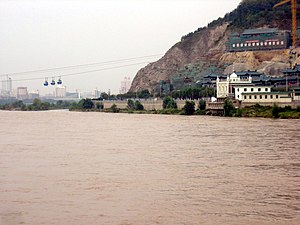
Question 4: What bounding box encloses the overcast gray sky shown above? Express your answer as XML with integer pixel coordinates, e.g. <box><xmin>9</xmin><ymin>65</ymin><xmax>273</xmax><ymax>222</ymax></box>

<box><xmin>0</xmin><ymin>0</ymin><xmax>241</xmax><ymax>95</ymax></box>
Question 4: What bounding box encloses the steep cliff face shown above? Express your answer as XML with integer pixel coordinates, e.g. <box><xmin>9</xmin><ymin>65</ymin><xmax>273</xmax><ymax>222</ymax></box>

<box><xmin>220</xmin><ymin>50</ymin><xmax>291</xmax><ymax>75</ymax></box>
<box><xmin>130</xmin><ymin>23</ymin><xmax>230</xmax><ymax>92</ymax></box>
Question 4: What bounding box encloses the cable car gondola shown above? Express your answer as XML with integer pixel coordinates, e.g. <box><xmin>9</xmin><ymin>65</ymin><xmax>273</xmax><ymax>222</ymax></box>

<box><xmin>57</xmin><ymin>77</ymin><xmax>62</xmax><ymax>85</ymax></box>
<box><xmin>50</xmin><ymin>77</ymin><xmax>55</xmax><ymax>85</ymax></box>
<box><xmin>44</xmin><ymin>78</ymin><xmax>49</xmax><ymax>86</ymax></box>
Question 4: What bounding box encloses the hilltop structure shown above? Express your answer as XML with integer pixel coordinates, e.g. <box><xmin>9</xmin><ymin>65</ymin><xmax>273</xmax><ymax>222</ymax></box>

<box><xmin>227</xmin><ymin>28</ymin><xmax>291</xmax><ymax>52</ymax></box>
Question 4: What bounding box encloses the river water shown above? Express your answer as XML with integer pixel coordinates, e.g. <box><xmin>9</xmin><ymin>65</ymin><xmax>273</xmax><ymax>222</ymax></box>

<box><xmin>0</xmin><ymin>110</ymin><xmax>299</xmax><ymax>225</ymax></box>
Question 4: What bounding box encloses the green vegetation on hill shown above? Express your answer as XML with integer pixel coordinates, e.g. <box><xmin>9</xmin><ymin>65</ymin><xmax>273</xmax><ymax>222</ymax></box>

<box><xmin>182</xmin><ymin>0</ymin><xmax>296</xmax><ymax>41</ymax></box>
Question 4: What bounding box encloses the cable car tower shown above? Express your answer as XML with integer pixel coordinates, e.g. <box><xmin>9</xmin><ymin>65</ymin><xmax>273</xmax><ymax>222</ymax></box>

<box><xmin>273</xmin><ymin>0</ymin><xmax>298</xmax><ymax>48</ymax></box>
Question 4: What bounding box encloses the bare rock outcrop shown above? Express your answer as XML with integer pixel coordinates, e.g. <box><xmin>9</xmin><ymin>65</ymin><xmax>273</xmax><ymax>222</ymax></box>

<box><xmin>130</xmin><ymin>24</ymin><xmax>229</xmax><ymax>92</ymax></box>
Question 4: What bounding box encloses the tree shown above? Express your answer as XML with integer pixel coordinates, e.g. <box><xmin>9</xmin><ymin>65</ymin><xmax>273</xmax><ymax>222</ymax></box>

<box><xmin>96</xmin><ymin>102</ymin><xmax>104</xmax><ymax>110</ymax></box>
<box><xmin>110</xmin><ymin>104</ymin><xmax>119</xmax><ymax>113</ymax></box>
<box><xmin>12</xmin><ymin>100</ymin><xmax>25</xmax><ymax>109</ymax></box>
<box><xmin>183</xmin><ymin>101</ymin><xmax>195</xmax><ymax>115</ymax></box>
<box><xmin>134</xmin><ymin>100</ymin><xmax>144</xmax><ymax>110</ymax></box>
<box><xmin>100</xmin><ymin>92</ymin><xmax>109</xmax><ymax>100</ymax></box>
<box><xmin>272</xmin><ymin>104</ymin><xmax>280</xmax><ymax>118</ymax></box>
<box><xmin>163</xmin><ymin>96</ymin><xmax>177</xmax><ymax>109</ymax></box>
<box><xmin>137</xmin><ymin>89</ymin><xmax>151</xmax><ymax>99</ymax></box>
<box><xmin>224</xmin><ymin>98</ymin><xmax>234</xmax><ymax>117</ymax></box>
<box><xmin>32</xmin><ymin>98</ymin><xmax>42</xmax><ymax>110</ymax></box>
<box><xmin>40</xmin><ymin>102</ymin><xmax>50</xmax><ymax>110</ymax></box>
<box><xmin>199</xmin><ymin>99</ymin><xmax>206</xmax><ymax>110</ymax></box>
<box><xmin>127</xmin><ymin>99</ymin><xmax>135</xmax><ymax>110</ymax></box>
<box><xmin>79</xmin><ymin>98</ymin><xmax>94</xmax><ymax>109</ymax></box>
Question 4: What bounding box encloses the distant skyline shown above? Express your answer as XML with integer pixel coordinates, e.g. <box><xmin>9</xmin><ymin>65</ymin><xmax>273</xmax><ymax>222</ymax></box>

<box><xmin>0</xmin><ymin>0</ymin><xmax>241</xmax><ymax>94</ymax></box>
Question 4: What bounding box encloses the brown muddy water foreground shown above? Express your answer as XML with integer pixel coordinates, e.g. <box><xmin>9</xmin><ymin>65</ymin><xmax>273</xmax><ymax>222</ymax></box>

<box><xmin>0</xmin><ymin>110</ymin><xmax>299</xmax><ymax>225</ymax></box>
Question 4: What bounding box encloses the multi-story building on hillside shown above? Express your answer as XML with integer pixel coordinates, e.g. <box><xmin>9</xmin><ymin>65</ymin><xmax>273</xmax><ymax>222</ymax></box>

<box><xmin>227</xmin><ymin>28</ymin><xmax>290</xmax><ymax>52</ymax></box>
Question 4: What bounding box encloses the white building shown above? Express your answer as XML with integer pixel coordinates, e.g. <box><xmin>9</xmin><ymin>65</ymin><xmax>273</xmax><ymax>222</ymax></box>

<box><xmin>216</xmin><ymin>72</ymin><xmax>295</xmax><ymax>106</ymax></box>
<box><xmin>28</xmin><ymin>90</ymin><xmax>39</xmax><ymax>100</ymax></box>
<box><xmin>217</xmin><ymin>72</ymin><xmax>253</xmax><ymax>98</ymax></box>
<box><xmin>234</xmin><ymin>86</ymin><xmax>272</xmax><ymax>101</ymax></box>
<box><xmin>55</xmin><ymin>85</ymin><xmax>66</xmax><ymax>98</ymax></box>
<box><xmin>94</xmin><ymin>88</ymin><xmax>101</xmax><ymax>98</ymax></box>
<box><xmin>1</xmin><ymin>77</ymin><xmax>12</xmax><ymax>97</ymax></box>
<box><xmin>242</xmin><ymin>92</ymin><xmax>292</xmax><ymax>104</ymax></box>
<box><xmin>17</xmin><ymin>87</ymin><xmax>28</xmax><ymax>100</ymax></box>
<box><xmin>120</xmin><ymin>76</ymin><xmax>131</xmax><ymax>94</ymax></box>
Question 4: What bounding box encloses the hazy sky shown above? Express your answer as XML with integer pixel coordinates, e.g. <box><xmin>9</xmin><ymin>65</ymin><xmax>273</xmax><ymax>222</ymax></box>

<box><xmin>0</xmin><ymin>0</ymin><xmax>241</xmax><ymax>95</ymax></box>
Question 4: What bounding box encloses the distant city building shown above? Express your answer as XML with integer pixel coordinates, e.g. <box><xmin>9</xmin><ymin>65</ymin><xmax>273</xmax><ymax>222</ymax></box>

<box><xmin>28</xmin><ymin>90</ymin><xmax>40</xmax><ymax>100</ymax></box>
<box><xmin>66</xmin><ymin>91</ymin><xmax>80</xmax><ymax>99</ymax></box>
<box><xmin>1</xmin><ymin>77</ymin><xmax>12</xmax><ymax>97</ymax></box>
<box><xmin>7</xmin><ymin>78</ymin><xmax>12</xmax><ymax>93</ymax></box>
<box><xmin>81</xmin><ymin>92</ymin><xmax>93</xmax><ymax>99</ymax></box>
<box><xmin>120</xmin><ymin>76</ymin><xmax>131</xmax><ymax>94</ymax></box>
<box><xmin>55</xmin><ymin>85</ymin><xmax>66</xmax><ymax>98</ymax></box>
<box><xmin>94</xmin><ymin>88</ymin><xmax>101</xmax><ymax>98</ymax></box>
<box><xmin>17</xmin><ymin>87</ymin><xmax>28</xmax><ymax>100</ymax></box>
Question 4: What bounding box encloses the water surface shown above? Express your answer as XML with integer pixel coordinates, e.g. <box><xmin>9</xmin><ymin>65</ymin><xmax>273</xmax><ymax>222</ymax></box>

<box><xmin>0</xmin><ymin>111</ymin><xmax>299</xmax><ymax>225</ymax></box>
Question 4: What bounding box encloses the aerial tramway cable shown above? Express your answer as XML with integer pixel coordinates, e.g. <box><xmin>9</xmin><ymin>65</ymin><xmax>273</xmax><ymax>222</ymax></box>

<box><xmin>12</xmin><ymin>61</ymin><xmax>151</xmax><ymax>83</ymax></box>
<box><xmin>0</xmin><ymin>54</ymin><xmax>162</xmax><ymax>78</ymax></box>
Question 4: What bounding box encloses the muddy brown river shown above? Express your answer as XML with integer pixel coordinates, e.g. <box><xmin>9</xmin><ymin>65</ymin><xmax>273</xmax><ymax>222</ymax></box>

<box><xmin>0</xmin><ymin>110</ymin><xmax>299</xmax><ymax>225</ymax></box>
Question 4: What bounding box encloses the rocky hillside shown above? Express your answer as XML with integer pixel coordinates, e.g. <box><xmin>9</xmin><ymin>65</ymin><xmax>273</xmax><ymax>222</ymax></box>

<box><xmin>130</xmin><ymin>0</ymin><xmax>299</xmax><ymax>92</ymax></box>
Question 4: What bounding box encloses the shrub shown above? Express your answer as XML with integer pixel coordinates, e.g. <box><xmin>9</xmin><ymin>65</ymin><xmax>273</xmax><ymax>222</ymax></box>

<box><xmin>127</xmin><ymin>99</ymin><xmax>135</xmax><ymax>110</ymax></box>
<box><xmin>183</xmin><ymin>101</ymin><xmax>195</xmax><ymax>115</ymax></box>
<box><xmin>272</xmin><ymin>104</ymin><xmax>280</xmax><ymax>118</ymax></box>
<box><xmin>96</xmin><ymin>102</ymin><xmax>104</xmax><ymax>110</ymax></box>
<box><xmin>199</xmin><ymin>99</ymin><xmax>206</xmax><ymax>110</ymax></box>
<box><xmin>224</xmin><ymin>98</ymin><xmax>234</xmax><ymax>117</ymax></box>
<box><xmin>235</xmin><ymin>108</ymin><xmax>243</xmax><ymax>117</ymax></box>
<box><xmin>110</xmin><ymin>104</ymin><xmax>119</xmax><ymax>113</ymax></box>
<box><xmin>163</xmin><ymin>96</ymin><xmax>177</xmax><ymax>109</ymax></box>
<box><xmin>78</xmin><ymin>98</ymin><xmax>94</xmax><ymax>109</ymax></box>
<box><xmin>134</xmin><ymin>100</ymin><xmax>144</xmax><ymax>110</ymax></box>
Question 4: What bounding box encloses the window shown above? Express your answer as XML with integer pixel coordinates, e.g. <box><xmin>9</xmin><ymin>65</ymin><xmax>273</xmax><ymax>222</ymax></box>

<box><xmin>252</xmin><ymin>43</ymin><xmax>255</xmax><ymax>46</ymax></box>
<box><xmin>276</xmin><ymin>41</ymin><xmax>280</xmax><ymax>45</ymax></box>
<box><xmin>260</xmin><ymin>42</ymin><xmax>264</xmax><ymax>46</ymax></box>
<box><xmin>281</xmin><ymin>41</ymin><xmax>284</xmax><ymax>45</ymax></box>
<box><xmin>241</xmin><ymin>43</ymin><xmax>244</xmax><ymax>47</ymax></box>
<box><xmin>237</xmin><ymin>43</ymin><xmax>240</xmax><ymax>47</ymax></box>
<box><xmin>237</xmin><ymin>88</ymin><xmax>239</xmax><ymax>92</ymax></box>
<box><xmin>270</xmin><ymin>95</ymin><xmax>273</xmax><ymax>99</ymax></box>
<box><xmin>251</xmin><ymin>88</ymin><xmax>254</xmax><ymax>92</ymax></box>
<box><xmin>258</xmin><ymin>88</ymin><xmax>261</xmax><ymax>91</ymax></box>
<box><xmin>237</xmin><ymin>95</ymin><xmax>239</xmax><ymax>99</ymax></box>
<box><xmin>254</xmin><ymin>95</ymin><xmax>257</xmax><ymax>99</ymax></box>
<box><xmin>276</xmin><ymin>95</ymin><xmax>279</xmax><ymax>99</ymax></box>
<box><xmin>260</xmin><ymin>95</ymin><xmax>262</xmax><ymax>99</ymax></box>
<box><xmin>244</xmin><ymin>88</ymin><xmax>247</xmax><ymax>91</ymax></box>
<box><xmin>269</xmin><ymin>42</ymin><xmax>272</xmax><ymax>45</ymax></box>
<box><xmin>256</xmin><ymin>42</ymin><xmax>259</xmax><ymax>46</ymax></box>
<box><xmin>265</xmin><ymin>88</ymin><xmax>268</xmax><ymax>91</ymax></box>
<box><xmin>249</xmin><ymin>95</ymin><xmax>252</xmax><ymax>99</ymax></box>
<box><xmin>272</xmin><ymin>42</ymin><xmax>276</xmax><ymax>45</ymax></box>
<box><xmin>264</xmin><ymin>42</ymin><xmax>268</xmax><ymax>46</ymax></box>
<box><xmin>244</xmin><ymin>95</ymin><xmax>246</xmax><ymax>99</ymax></box>
<box><xmin>233</xmin><ymin>44</ymin><xmax>236</xmax><ymax>48</ymax></box>
<box><xmin>265</xmin><ymin>95</ymin><xmax>268</xmax><ymax>99</ymax></box>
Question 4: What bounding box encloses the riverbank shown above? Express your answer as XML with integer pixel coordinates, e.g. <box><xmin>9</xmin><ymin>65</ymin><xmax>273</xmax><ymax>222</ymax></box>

<box><xmin>1</xmin><ymin>98</ymin><xmax>300</xmax><ymax>119</ymax></box>
<box><xmin>70</xmin><ymin>105</ymin><xmax>300</xmax><ymax>119</ymax></box>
